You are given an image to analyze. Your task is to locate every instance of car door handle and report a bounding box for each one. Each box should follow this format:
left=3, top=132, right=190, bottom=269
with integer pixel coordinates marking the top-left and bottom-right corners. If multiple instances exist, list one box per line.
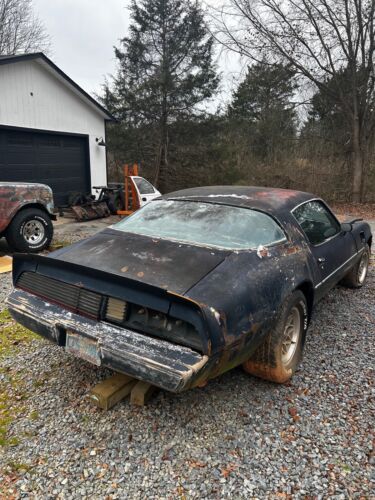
left=318, top=257, right=326, bottom=263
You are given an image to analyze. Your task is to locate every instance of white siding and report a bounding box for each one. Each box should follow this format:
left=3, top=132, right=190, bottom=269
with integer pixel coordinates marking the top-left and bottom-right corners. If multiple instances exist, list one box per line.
left=0, top=60, right=108, bottom=189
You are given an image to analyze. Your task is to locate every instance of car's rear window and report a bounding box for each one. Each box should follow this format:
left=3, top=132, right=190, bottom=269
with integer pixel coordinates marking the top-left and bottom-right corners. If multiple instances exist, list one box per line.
left=113, top=200, right=286, bottom=250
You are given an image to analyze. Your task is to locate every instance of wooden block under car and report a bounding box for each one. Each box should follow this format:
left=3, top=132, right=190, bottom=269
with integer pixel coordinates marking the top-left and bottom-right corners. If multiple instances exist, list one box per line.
left=0, top=255, right=12, bottom=274
left=89, top=373, right=137, bottom=410
left=130, top=380, right=158, bottom=406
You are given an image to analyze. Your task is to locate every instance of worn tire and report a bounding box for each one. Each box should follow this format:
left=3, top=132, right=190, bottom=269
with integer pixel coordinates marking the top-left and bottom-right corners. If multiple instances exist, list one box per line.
left=341, top=244, right=370, bottom=288
left=242, top=291, right=308, bottom=383
left=6, top=208, right=53, bottom=253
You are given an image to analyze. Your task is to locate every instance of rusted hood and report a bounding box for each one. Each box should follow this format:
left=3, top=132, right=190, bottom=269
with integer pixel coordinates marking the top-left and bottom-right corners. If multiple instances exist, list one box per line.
left=49, top=228, right=230, bottom=295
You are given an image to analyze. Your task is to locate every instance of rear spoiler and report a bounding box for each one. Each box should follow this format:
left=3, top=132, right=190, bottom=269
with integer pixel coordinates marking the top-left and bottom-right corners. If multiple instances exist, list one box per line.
left=13, top=253, right=173, bottom=313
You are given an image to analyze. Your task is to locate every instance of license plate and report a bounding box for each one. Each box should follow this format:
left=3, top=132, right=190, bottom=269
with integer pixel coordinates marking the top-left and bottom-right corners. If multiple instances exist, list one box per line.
left=66, top=331, right=101, bottom=366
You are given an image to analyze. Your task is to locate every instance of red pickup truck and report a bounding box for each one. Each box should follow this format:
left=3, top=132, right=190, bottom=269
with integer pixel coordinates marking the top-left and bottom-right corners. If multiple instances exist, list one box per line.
left=0, top=182, right=55, bottom=252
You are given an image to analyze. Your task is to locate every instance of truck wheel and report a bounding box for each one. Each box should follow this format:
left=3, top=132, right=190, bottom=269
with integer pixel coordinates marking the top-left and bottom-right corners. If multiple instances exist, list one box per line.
left=242, top=291, right=308, bottom=383
left=6, top=208, right=53, bottom=253
left=341, top=244, right=370, bottom=288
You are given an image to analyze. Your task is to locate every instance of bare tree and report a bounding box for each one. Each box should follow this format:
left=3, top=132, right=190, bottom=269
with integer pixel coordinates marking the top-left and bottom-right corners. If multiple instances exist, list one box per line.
left=216, top=0, right=375, bottom=202
left=0, top=0, right=50, bottom=55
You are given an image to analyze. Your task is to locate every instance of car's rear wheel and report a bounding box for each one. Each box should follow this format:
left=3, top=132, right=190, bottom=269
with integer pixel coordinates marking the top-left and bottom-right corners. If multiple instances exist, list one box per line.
left=341, top=244, right=370, bottom=288
left=242, top=291, right=308, bottom=383
left=6, top=208, right=53, bottom=253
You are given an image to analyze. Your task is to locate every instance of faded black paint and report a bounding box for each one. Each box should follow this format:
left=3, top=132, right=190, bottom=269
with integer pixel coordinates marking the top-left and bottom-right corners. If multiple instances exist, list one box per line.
left=6, top=186, right=373, bottom=392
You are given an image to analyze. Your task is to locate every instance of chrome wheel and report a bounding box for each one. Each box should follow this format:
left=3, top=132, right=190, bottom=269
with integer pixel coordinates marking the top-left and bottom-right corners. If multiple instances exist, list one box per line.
left=22, top=220, right=45, bottom=245
left=358, top=251, right=369, bottom=284
left=281, top=306, right=301, bottom=366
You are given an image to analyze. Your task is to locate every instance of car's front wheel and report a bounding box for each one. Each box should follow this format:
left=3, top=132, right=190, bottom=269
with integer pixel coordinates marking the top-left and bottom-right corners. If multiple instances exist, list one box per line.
left=242, top=291, right=308, bottom=383
left=6, top=208, right=53, bottom=253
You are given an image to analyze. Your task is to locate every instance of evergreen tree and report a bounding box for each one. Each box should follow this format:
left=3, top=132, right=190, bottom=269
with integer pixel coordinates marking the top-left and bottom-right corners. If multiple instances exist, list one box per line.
left=103, top=0, right=219, bottom=187
left=303, top=68, right=359, bottom=147
left=228, top=63, right=297, bottom=160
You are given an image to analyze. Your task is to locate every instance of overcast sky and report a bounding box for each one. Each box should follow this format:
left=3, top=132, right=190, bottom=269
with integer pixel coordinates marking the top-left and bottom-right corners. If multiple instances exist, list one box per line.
left=33, top=0, right=130, bottom=96
left=32, top=0, right=242, bottom=109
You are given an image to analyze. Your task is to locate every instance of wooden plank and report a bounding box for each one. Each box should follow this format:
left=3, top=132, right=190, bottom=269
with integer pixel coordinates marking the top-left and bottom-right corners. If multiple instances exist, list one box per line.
left=89, top=373, right=137, bottom=410
left=116, top=210, right=133, bottom=216
left=0, top=255, right=12, bottom=274
left=130, top=380, right=158, bottom=406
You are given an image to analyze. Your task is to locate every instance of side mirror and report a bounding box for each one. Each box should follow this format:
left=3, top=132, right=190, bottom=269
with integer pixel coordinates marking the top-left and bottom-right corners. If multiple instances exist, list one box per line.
left=346, top=218, right=363, bottom=224
left=341, top=218, right=363, bottom=233
left=341, top=222, right=353, bottom=233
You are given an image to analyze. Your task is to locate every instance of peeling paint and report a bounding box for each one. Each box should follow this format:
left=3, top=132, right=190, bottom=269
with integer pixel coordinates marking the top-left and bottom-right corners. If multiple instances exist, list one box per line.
left=132, top=252, right=173, bottom=264
left=184, top=194, right=255, bottom=200
left=257, top=245, right=270, bottom=259
left=6, top=289, right=210, bottom=393
left=6, top=185, right=372, bottom=393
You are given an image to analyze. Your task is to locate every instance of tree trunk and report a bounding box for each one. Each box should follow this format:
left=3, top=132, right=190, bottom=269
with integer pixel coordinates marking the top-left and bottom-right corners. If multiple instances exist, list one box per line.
left=153, top=115, right=169, bottom=191
left=154, top=5, right=169, bottom=192
left=351, top=116, right=363, bottom=203
left=153, top=141, right=163, bottom=188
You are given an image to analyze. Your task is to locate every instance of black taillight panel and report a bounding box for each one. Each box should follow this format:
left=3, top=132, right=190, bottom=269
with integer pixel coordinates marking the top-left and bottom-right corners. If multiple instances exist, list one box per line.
left=16, top=272, right=204, bottom=352
left=17, top=272, right=102, bottom=319
left=109, top=303, right=204, bottom=352
left=105, top=297, right=128, bottom=324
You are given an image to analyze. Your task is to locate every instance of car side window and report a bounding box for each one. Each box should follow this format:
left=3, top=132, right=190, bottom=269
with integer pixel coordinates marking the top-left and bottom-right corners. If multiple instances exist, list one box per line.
left=133, top=177, right=155, bottom=195
left=293, top=200, right=340, bottom=245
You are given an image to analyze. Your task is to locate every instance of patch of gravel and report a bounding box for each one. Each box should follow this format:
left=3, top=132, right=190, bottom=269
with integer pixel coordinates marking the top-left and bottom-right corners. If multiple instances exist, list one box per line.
left=53, top=216, right=121, bottom=244
left=0, top=228, right=374, bottom=497
left=0, top=273, right=12, bottom=312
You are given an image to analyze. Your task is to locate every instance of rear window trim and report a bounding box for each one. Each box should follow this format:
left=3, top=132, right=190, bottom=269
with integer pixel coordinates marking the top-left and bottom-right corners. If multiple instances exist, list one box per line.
left=114, top=199, right=288, bottom=252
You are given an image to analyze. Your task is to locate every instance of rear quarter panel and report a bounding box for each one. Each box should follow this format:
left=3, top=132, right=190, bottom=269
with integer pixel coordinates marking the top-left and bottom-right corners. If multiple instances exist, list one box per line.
left=184, top=235, right=316, bottom=382
left=350, top=221, right=372, bottom=250
left=186, top=234, right=316, bottom=353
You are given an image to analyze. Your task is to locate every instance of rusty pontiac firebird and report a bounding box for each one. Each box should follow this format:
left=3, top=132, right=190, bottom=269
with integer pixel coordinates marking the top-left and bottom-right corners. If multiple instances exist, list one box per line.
left=7, top=187, right=372, bottom=392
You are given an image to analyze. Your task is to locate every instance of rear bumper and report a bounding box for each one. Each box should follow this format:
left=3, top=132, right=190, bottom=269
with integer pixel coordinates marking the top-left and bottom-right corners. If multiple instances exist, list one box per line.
left=6, top=289, right=209, bottom=393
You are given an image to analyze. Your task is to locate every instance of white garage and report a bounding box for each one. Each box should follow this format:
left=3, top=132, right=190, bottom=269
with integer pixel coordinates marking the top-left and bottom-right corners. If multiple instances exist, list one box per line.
left=0, top=53, right=115, bottom=206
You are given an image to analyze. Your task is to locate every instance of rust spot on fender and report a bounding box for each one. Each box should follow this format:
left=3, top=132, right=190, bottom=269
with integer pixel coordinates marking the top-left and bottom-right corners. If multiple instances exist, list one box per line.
left=282, top=245, right=300, bottom=256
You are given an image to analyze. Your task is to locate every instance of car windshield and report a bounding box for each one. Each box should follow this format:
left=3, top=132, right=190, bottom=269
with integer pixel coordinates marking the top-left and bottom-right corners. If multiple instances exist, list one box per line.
left=113, top=200, right=286, bottom=250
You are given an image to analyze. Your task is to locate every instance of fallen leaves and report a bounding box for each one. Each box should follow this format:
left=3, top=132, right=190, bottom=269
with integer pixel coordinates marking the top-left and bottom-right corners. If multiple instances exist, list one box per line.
left=331, top=202, right=375, bottom=220
left=288, top=406, right=297, bottom=417
left=188, top=459, right=207, bottom=469
left=221, top=463, right=238, bottom=478
left=288, top=406, right=301, bottom=422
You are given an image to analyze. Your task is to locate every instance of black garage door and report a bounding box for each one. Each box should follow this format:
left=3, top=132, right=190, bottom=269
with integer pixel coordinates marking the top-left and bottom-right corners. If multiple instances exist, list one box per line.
left=0, top=127, right=91, bottom=206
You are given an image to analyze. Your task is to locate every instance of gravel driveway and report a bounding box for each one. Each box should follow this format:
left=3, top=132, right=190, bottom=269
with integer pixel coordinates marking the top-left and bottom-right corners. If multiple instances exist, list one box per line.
left=0, top=219, right=374, bottom=498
